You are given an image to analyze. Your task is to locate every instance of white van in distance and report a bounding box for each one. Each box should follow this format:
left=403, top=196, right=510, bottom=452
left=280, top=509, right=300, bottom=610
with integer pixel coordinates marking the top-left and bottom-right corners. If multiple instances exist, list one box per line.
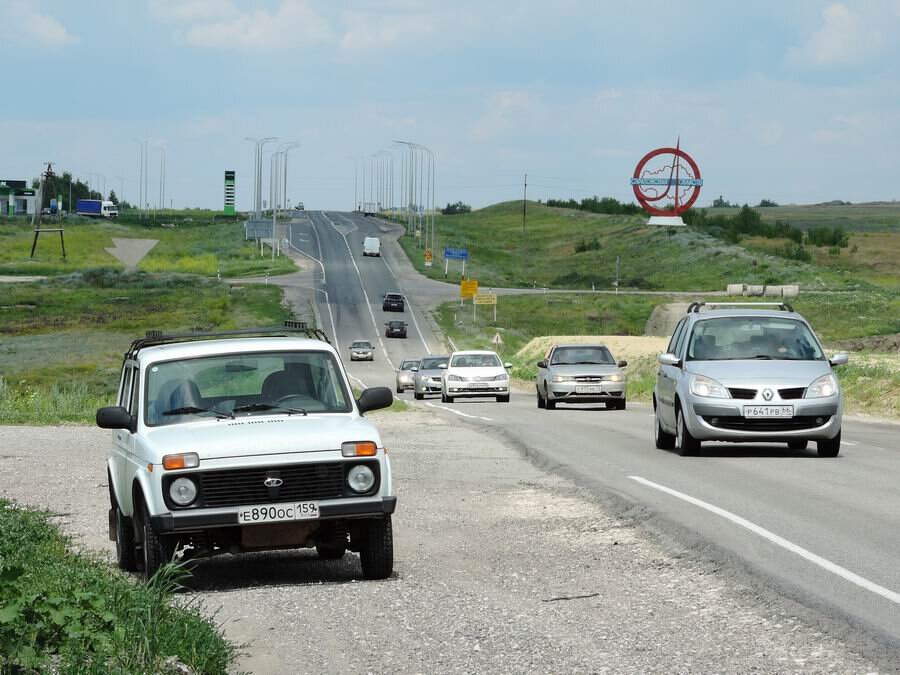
left=363, top=237, right=381, bottom=257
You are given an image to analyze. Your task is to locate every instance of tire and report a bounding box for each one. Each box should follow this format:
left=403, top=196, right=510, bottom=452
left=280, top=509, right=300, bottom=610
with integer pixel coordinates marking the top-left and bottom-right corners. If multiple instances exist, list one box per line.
left=817, top=431, right=841, bottom=458
left=497, top=395, right=510, bottom=403
left=654, top=404, right=676, bottom=450
left=414, top=392, right=424, bottom=400
left=536, top=389, right=545, bottom=409
left=618, top=399, right=627, bottom=410
left=788, top=439, right=809, bottom=451
left=605, top=402, right=615, bottom=409
left=396, top=386, right=403, bottom=394
left=139, top=499, right=171, bottom=581
left=675, top=406, right=700, bottom=456
left=546, top=398, right=556, bottom=410
left=359, top=516, right=393, bottom=580
left=316, top=545, right=346, bottom=560
left=115, top=507, right=139, bottom=572
left=445, top=395, right=454, bottom=403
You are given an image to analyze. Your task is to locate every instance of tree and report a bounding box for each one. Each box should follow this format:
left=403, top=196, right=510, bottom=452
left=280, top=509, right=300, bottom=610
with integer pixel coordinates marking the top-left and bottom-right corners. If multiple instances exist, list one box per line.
left=441, top=201, right=472, bottom=215
left=108, top=190, right=119, bottom=205
left=757, top=199, right=779, bottom=207
left=712, top=195, right=733, bottom=208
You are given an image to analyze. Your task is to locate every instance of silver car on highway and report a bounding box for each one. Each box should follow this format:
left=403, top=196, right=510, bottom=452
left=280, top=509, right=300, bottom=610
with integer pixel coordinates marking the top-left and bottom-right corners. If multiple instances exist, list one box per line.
left=395, top=359, right=419, bottom=393
left=413, top=355, right=449, bottom=400
left=536, top=344, right=627, bottom=410
left=654, top=302, right=847, bottom=457
left=349, top=340, right=375, bottom=361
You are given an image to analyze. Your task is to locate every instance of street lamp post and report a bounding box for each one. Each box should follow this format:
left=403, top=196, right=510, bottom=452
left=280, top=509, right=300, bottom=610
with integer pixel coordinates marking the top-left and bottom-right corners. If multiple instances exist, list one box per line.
left=282, top=143, right=300, bottom=213
left=256, top=137, right=278, bottom=218
left=132, top=140, right=144, bottom=217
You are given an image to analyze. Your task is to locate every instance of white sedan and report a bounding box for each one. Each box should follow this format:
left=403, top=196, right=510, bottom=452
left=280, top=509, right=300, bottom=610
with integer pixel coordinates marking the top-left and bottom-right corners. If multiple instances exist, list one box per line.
left=440, top=350, right=511, bottom=403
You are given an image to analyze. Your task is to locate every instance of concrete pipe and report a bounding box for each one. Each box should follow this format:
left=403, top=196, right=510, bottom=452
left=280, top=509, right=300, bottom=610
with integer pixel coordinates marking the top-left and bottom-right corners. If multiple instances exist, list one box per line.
left=764, top=285, right=783, bottom=297
left=782, top=285, right=799, bottom=298
left=726, top=283, right=745, bottom=296
left=746, top=285, right=765, bottom=297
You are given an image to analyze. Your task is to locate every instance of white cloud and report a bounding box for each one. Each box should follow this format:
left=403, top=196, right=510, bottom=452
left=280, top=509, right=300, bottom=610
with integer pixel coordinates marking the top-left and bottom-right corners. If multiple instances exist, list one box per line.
left=157, top=0, right=333, bottom=51
left=338, top=9, right=435, bottom=52
left=470, top=90, right=539, bottom=143
left=787, top=3, right=886, bottom=67
left=11, top=2, right=78, bottom=47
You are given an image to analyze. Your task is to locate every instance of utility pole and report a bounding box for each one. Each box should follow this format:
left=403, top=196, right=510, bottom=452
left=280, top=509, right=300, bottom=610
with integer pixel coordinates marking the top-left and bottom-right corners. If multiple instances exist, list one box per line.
left=522, top=173, right=527, bottom=284
left=615, top=255, right=621, bottom=295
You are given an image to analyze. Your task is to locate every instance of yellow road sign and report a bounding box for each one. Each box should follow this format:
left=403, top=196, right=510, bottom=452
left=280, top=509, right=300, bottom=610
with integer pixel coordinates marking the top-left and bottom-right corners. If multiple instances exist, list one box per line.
left=424, top=249, right=433, bottom=262
left=460, top=279, right=479, bottom=298
left=473, top=293, right=497, bottom=305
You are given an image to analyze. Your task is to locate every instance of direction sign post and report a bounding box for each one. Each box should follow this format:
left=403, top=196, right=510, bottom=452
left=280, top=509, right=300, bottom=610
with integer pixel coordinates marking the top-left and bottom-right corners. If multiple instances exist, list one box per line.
left=474, top=292, right=497, bottom=322
left=444, top=247, right=469, bottom=279
left=424, top=248, right=433, bottom=267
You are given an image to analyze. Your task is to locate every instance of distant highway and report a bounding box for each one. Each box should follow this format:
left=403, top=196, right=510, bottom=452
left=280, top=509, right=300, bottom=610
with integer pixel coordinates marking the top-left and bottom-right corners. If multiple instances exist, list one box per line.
left=288, top=211, right=900, bottom=661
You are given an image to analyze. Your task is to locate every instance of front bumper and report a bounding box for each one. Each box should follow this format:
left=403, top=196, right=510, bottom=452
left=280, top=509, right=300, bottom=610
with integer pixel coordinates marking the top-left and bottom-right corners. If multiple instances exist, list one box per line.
left=416, top=379, right=442, bottom=394
left=446, top=383, right=509, bottom=397
left=151, top=496, right=397, bottom=533
left=549, top=381, right=625, bottom=403
left=350, top=352, right=373, bottom=361
left=685, top=396, right=841, bottom=441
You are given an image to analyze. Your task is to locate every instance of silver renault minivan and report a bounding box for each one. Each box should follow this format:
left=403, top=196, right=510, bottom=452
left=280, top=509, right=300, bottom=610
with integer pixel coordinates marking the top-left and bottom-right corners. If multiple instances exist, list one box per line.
left=653, top=302, right=848, bottom=457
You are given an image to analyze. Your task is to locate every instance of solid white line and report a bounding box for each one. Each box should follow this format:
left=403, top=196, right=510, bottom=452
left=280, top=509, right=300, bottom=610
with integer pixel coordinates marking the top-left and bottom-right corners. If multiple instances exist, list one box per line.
left=423, top=401, right=493, bottom=422
left=628, top=475, right=900, bottom=606
left=321, top=212, right=395, bottom=370
left=286, top=240, right=338, bottom=346
left=347, top=373, right=369, bottom=390
left=842, top=441, right=858, bottom=446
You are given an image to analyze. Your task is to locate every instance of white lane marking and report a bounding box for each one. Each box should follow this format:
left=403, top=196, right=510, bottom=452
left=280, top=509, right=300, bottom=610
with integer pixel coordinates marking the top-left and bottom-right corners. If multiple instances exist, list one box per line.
left=320, top=212, right=395, bottom=370
left=286, top=241, right=338, bottom=346
left=843, top=441, right=858, bottom=446
left=423, top=401, right=492, bottom=422
left=337, top=212, right=432, bottom=355
left=347, top=373, right=369, bottom=389
left=628, top=475, right=900, bottom=606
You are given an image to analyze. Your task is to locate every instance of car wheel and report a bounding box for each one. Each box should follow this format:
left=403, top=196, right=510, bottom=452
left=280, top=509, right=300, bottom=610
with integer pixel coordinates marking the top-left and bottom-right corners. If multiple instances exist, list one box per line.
left=546, top=398, right=556, bottom=410
left=414, top=392, right=423, bottom=400
left=536, top=389, right=545, bottom=409
left=396, top=386, right=403, bottom=394
left=788, top=439, right=809, bottom=451
left=675, top=406, right=700, bottom=456
left=359, top=516, right=393, bottom=580
left=618, top=398, right=627, bottom=410
left=115, top=507, right=139, bottom=572
left=445, top=395, right=454, bottom=403
left=654, top=404, right=676, bottom=450
left=497, top=395, right=510, bottom=403
left=817, top=431, right=841, bottom=458
left=139, top=499, right=171, bottom=581
left=316, top=545, right=346, bottom=560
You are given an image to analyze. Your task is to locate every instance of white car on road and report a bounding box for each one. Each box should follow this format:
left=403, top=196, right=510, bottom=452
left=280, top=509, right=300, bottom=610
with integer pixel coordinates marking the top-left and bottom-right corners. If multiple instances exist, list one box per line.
left=97, top=323, right=396, bottom=581
left=441, top=350, right=511, bottom=403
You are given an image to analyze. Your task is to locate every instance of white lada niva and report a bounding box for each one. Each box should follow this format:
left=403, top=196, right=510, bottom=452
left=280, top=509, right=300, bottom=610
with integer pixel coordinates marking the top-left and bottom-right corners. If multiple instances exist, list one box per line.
left=98, top=323, right=396, bottom=581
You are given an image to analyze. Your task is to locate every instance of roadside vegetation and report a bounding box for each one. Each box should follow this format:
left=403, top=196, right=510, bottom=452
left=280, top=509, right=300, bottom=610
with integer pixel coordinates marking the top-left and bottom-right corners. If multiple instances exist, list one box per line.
left=0, top=499, right=235, bottom=672
left=0, top=271, right=291, bottom=425
left=0, top=210, right=294, bottom=277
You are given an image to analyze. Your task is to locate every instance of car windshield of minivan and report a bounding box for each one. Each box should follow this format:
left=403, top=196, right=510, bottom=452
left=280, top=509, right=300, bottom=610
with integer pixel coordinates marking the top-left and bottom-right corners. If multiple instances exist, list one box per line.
left=421, top=357, right=449, bottom=370
left=451, top=354, right=501, bottom=368
left=146, top=351, right=351, bottom=426
left=687, top=317, right=824, bottom=361
left=550, top=346, right=614, bottom=365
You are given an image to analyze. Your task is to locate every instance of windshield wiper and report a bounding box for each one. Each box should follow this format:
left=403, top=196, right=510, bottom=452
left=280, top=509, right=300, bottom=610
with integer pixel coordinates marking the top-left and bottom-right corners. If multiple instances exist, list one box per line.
left=232, top=402, right=308, bottom=416
left=162, top=406, right=233, bottom=419
left=571, top=361, right=611, bottom=365
left=748, top=355, right=775, bottom=360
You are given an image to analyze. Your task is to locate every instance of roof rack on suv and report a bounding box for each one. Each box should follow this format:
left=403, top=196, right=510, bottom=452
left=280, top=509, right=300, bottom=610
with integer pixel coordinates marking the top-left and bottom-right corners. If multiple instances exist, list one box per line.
left=124, top=321, right=330, bottom=359
left=686, top=301, right=794, bottom=314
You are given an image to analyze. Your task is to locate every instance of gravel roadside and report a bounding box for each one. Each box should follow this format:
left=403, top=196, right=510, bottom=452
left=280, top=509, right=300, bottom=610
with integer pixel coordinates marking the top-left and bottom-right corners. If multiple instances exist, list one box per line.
left=0, top=417, right=878, bottom=674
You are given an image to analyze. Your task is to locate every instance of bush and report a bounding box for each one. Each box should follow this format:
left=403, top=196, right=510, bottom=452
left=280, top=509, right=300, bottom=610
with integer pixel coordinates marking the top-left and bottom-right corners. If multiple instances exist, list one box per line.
left=757, top=199, right=779, bottom=207
left=441, top=201, right=472, bottom=215
left=807, top=226, right=849, bottom=248
left=574, top=236, right=601, bottom=253
left=546, top=196, right=642, bottom=216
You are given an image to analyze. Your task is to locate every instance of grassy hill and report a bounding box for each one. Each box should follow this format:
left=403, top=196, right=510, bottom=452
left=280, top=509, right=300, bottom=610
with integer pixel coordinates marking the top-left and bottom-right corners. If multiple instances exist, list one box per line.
left=400, top=201, right=899, bottom=292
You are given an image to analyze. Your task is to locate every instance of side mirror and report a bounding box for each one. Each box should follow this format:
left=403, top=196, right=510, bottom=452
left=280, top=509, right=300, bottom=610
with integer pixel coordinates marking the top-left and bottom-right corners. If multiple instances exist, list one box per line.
left=829, top=353, right=849, bottom=367
left=96, top=406, right=135, bottom=431
left=537, top=360, right=548, bottom=369
left=504, top=362, right=512, bottom=369
left=356, top=387, right=393, bottom=414
left=438, top=363, right=448, bottom=369
left=658, top=353, right=681, bottom=367
left=617, top=360, right=628, bottom=368
left=411, top=367, right=419, bottom=372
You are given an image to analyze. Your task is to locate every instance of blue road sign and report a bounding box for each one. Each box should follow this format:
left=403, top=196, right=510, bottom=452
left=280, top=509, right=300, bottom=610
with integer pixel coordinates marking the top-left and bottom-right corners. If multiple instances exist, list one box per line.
left=444, top=247, right=468, bottom=260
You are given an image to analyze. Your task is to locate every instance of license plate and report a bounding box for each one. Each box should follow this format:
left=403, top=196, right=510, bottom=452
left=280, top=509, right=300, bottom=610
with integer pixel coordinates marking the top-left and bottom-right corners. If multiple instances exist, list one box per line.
left=237, top=501, right=320, bottom=524
left=743, top=405, right=794, bottom=418
left=576, top=385, right=602, bottom=394
left=470, top=382, right=488, bottom=389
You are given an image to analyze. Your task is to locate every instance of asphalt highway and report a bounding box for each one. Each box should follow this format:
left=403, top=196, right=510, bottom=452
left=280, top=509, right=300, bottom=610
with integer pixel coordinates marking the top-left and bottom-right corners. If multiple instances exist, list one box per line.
left=290, top=211, right=900, bottom=664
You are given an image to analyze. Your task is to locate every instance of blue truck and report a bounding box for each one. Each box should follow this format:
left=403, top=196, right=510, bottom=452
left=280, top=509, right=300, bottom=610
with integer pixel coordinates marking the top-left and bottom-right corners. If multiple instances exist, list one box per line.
left=76, top=199, right=118, bottom=219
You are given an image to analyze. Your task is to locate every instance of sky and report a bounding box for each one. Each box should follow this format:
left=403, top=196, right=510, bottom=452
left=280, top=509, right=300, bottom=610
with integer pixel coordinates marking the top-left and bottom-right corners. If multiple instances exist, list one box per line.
left=2, top=0, right=900, bottom=210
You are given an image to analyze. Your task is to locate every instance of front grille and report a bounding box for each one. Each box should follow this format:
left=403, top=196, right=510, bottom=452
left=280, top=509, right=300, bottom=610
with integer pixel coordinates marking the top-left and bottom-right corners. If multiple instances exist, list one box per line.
left=728, top=387, right=757, bottom=399
left=198, top=462, right=346, bottom=508
left=779, top=387, right=806, bottom=400
left=703, top=416, right=830, bottom=432
left=575, top=376, right=602, bottom=383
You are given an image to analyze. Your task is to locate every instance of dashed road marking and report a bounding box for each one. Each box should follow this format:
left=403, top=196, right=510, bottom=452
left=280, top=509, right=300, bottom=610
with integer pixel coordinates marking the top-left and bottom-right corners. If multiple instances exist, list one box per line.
left=423, top=401, right=493, bottom=422
left=628, top=475, right=900, bottom=606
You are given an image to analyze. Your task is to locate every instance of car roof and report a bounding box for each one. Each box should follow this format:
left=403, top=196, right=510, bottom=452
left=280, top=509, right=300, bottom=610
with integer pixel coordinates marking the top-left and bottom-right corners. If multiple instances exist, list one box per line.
left=420, top=354, right=449, bottom=359
left=688, top=309, right=807, bottom=322
left=385, top=292, right=403, bottom=297
left=451, top=350, right=498, bottom=356
left=137, top=337, right=337, bottom=363
left=552, top=343, right=609, bottom=349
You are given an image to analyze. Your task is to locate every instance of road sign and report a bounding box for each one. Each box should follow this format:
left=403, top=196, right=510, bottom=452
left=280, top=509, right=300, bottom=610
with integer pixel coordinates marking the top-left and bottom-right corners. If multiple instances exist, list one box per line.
left=424, top=249, right=433, bottom=267
left=473, top=293, right=496, bottom=305
left=460, top=279, right=478, bottom=298
left=491, top=332, right=503, bottom=345
left=444, top=247, right=469, bottom=260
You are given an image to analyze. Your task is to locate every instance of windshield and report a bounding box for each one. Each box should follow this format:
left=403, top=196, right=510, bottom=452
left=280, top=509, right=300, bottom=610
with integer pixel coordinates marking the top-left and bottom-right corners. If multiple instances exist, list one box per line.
left=550, top=346, right=614, bottom=365
left=450, top=353, right=501, bottom=368
left=420, top=357, right=449, bottom=370
left=351, top=342, right=372, bottom=349
left=400, top=360, right=419, bottom=370
left=686, top=317, right=824, bottom=361
left=145, top=350, right=351, bottom=426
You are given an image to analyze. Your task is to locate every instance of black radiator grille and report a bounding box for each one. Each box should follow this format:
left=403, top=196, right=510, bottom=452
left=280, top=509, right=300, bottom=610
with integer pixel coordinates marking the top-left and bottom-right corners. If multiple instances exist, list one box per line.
left=728, top=388, right=757, bottom=400
left=198, top=462, right=346, bottom=508
left=703, top=416, right=830, bottom=432
left=778, top=387, right=806, bottom=400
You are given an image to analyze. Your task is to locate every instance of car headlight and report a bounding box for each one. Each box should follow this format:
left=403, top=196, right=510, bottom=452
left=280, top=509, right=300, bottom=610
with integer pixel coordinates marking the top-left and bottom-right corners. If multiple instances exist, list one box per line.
left=447, top=374, right=463, bottom=381
left=806, top=373, right=838, bottom=398
left=169, top=477, right=198, bottom=506
left=347, top=465, right=375, bottom=493
left=492, top=374, right=508, bottom=381
left=690, top=374, right=730, bottom=398
left=605, top=373, right=624, bottom=383
left=552, top=375, right=575, bottom=383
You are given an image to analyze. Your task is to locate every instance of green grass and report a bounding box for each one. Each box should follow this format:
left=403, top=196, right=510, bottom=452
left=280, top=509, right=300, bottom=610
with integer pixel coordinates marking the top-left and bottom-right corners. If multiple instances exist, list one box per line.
left=0, top=215, right=295, bottom=277
left=0, top=499, right=236, bottom=672
left=401, top=201, right=865, bottom=291
left=707, top=202, right=900, bottom=232
left=0, top=272, right=292, bottom=424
